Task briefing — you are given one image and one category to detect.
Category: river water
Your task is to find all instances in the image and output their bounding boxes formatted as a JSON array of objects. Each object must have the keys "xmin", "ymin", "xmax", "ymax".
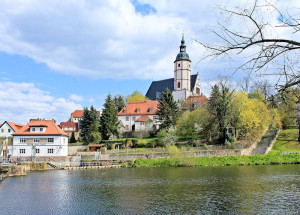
[{"xmin": 0, "ymin": 165, "xmax": 299, "ymax": 214}]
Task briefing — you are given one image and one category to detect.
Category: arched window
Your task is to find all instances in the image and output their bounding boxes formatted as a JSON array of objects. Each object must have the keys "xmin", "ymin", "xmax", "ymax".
[
  {"xmin": 178, "ymin": 82, "xmax": 181, "ymax": 88},
  {"xmin": 178, "ymin": 64, "xmax": 180, "ymax": 67}
]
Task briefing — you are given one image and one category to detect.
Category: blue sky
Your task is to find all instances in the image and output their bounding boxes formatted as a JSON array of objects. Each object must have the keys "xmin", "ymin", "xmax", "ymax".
[{"xmin": 0, "ymin": 0, "xmax": 298, "ymax": 124}]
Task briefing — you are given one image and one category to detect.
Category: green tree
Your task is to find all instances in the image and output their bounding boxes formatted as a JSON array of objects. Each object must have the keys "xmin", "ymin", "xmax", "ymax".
[
  {"xmin": 69, "ymin": 131, "xmax": 76, "ymax": 143},
  {"xmin": 156, "ymin": 88, "xmax": 179, "ymax": 130},
  {"xmin": 114, "ymin": 95, "xmax": 126, "ymax": 112},
  {"xmin": 89, "ymin": 121, "xmax": 102, "ymax": 143},
  {"xmin": 176, "ymin": 108, "xmax": 209, "ymax": 139},
  {"xmin": 100, "ymin": 94, "xmax": 120, "ymax": 140},
  {"xmin": 208, "ymin": 82, "xmax": 234, "ymax": 144},
  {"xmin": 79, "ymin": 105, "xmax": 99, "ymax": 142},
  {"xmin": 127, "ymin": 90, "xmax": 149, "ymax": 102}
]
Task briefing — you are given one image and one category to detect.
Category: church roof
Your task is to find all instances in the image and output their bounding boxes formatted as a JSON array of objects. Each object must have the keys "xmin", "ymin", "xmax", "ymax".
[{"xmin": 146, "ymin": 74, "xmax": 198, "ymax": 100}]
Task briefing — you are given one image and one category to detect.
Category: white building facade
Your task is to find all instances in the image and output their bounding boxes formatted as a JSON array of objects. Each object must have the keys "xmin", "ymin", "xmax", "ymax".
[{"xmin": 12, "ymin": 119, "xmax": 68, "ymax": 158}]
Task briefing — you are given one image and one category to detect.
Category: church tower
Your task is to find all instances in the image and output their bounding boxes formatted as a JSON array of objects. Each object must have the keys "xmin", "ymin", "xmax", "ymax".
[{"xmin": 174, "ymin": 34, "xmax": 191, "ymax": 92}]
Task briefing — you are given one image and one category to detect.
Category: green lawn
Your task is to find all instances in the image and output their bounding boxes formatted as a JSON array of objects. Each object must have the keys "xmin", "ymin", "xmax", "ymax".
[{"xmin": 271, "ymin": 129, "xmax": 300, "ymax": 153}]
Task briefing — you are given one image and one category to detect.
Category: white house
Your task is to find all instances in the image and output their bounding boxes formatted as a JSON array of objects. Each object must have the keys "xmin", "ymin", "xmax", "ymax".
[
  {"xmin": 12, "ymin": 119, "xmax": 69, "ymax": 158},
  {"xmin": 0, "ymin": 121, "xmax": 24, "ymax": 157},
  {"xmin": 146, "ymin": 34, "xmax": 202, "ymax": 101},
  {"xmin": 118, "ymin": 101, "xmax": 160, "ymax": 132}
]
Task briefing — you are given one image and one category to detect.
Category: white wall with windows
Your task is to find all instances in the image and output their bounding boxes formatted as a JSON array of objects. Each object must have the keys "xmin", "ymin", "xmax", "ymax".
[
  {"xmin": 118, "ymin": 115, "xmax": 160, "ymax": 132},
  {"xmin": 12, "ymin": 135, "xmax": 68, "ymax": 157},
  {"xmin": 0, "ymin": 123, "xmax": 14, "ymax": 138}
]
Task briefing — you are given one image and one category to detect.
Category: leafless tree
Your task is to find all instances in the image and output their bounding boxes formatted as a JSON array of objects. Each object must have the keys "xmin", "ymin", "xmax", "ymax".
[{"xmin": 194, "ymin": 0, "xmax": 300, "ymax": 95}]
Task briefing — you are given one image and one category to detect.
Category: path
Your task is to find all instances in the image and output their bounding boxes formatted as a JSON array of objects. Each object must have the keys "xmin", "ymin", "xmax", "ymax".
[{"xmin": 251, "ymin": 129, "xmax": 278, "ymax": 155}]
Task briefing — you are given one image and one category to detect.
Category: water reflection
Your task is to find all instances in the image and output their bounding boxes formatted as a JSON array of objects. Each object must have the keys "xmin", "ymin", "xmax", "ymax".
[{"xmin": 0, "ymin": 165, "xmax": 299, "ymax": 214}]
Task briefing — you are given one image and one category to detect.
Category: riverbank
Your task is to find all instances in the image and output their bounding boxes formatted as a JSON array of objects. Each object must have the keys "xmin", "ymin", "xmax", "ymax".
[{"xmin": 132, "ymin": 153, "xmax": 300, "ymax": 167}]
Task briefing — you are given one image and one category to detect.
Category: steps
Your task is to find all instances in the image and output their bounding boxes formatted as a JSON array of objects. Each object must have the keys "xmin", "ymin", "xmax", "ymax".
[
  {"xmin": 251, "ymin": 129, "xmax": 278, "ymax": 155},
  {"xmin": 47, "ymin": 162, "xmax": 57, "ymax": 169}
]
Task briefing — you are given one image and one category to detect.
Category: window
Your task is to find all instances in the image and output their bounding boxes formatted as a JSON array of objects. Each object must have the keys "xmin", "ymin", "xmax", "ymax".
[
  {"xmin": 132, "ymin": 116, "xmax": 136, "ymax": 121},
  {"xmin": 40, "ymin": 128, "xmax": 43, "ymax": 132},
  {"xmin": 20, "ymin": 138, "xmax": 26, "ymax": 143},
  {"xmin": 48, "ymin": 138, "xmax": 54, "ymax": 143},
  {"xmin": 126, "ymin": 125, "xmax": 129, "ymax": 130},
  {"xmin": 1, "ymin": 129, "xmax": 3, "ymax": 133},
  {"xmin": 178, "ymin": 82, "xmax": 181, "ymax": 88},
  {"xmin": 196, "ymin": 87, "xmax": 200, "ymax": 95},
  {"xmin": 136, "ymin": 109, "xmax": 140, "ymax": 113},
  {"xmin": 126, "ymin": 116, "xmax": 129, "ymax": 121},
  {"xmin": 178, "ymin": 63, "xmax": 180, "ymax": 67},
  {"xmin": 19, "ymin": 149, "xmax": 26, "ymax": 154},
  {"xmin": 48, "ymin": 148, "xmax": 54, "ymax": 154},
  {"xmin": 32, "ymin": 128, "xmax": 35, "ymax": 132},
  {"xmin": 36, "ymin": 148, "xmax": 40, "ymax": 154},
  {"xmin": 34, "ymin": 138, "xmax": 40, "ymax": 143},
  {"xmin": 8, "ymin": 129, "xmax": 11, "ymax": 133},
  {"xmin": 123, "ymin": 109, "xmax": 127, "ymax": 113},
  {"xmin": 148, "ymin": 109, "xmax": 152, "ymax": 113},
  {"xmin": 140, "ymin": 122, "xmax": 145, "ymax": 125}
]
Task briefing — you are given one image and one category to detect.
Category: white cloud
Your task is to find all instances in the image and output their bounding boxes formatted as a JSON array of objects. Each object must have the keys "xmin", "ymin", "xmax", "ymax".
[
  {"xmin": 69, "ymin": 94, "xmax": 83, "ymax": 102},
  {"xmin": 0, "ymin": 0, "xmax": 298, "ymax": 84},
  {"xmin": 0, "ymin": 81, "xmax": 82, "ymax": 124}
]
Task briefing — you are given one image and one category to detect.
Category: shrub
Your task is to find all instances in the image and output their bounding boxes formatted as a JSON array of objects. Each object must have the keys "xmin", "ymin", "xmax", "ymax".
[
  {"xmin": 167, "ymin": 145, "xmax": 181, "ymax": 157},
  {"xmin": 126, "ymin": 139, "xmax": 133, "ymax": 147},
  {"xmin": 133, "ymin": 130, "xmax": 150, "ymax": 139},
  {"xmin": 226, "ymin": 141, "xmax": 231, "ymax": 146},
  {"xmin": 137, "ymin": 139, "xmax": 147, "ymax": 148}
]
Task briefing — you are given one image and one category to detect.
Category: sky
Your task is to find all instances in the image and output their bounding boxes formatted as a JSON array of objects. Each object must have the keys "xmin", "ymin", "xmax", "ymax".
[{"xmin": 0, "ymin": 0, "xmax": 298, "ymax": 124}]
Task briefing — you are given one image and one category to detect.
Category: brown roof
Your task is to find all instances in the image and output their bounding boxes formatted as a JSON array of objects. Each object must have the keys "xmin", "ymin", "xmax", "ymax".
[
  {"xmin": 60, "ymin": 122, "xmax": 79, "ymax": 132},
  {"xmin": 13, "ymin": 119, "xmax": 68, "ymax": 136},
  {"xmin": 72, "ymin": 110, "xmax": 100, "ymax": 118},
  {"xmin": 118, "ymin": 101, "xmax": 159, "ymax": 116},
  {"xmin": 135, "ymin": 116, "xmax": 152, "ymax": 122},
  {"xmin": 182, "ymin": 95, "xmax": 208, "ymax": 109},
  {"xmin": 1, "ymin": 121, "xmax": 25, "ymax": 132}
]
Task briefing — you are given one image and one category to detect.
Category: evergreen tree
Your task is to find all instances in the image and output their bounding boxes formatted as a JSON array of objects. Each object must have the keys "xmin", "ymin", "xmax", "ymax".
[
  {"xmin": 100, "ymin": 94, "xmax": 120, "ymax": 140},
  {"xmin": 114, "ymin": 95, "xmax": 126, "ymax": 112},
  {"xmin": 89, "ymin": 121, "xmax": 102, "ymax": 143},
  {"xmin": 69, "ymin": 132, "xmax": 76, "ymax": 143},
  {"xmin": 156, "ymin": 88, "xmax": 179, "ymax": 130},
  {"xmin": 208, "ymin": 82, "xmax": 234, "ymax": 144},
  {"xmin": 79, "ymin": 105, "xmax": 99, "ymax": 142}
]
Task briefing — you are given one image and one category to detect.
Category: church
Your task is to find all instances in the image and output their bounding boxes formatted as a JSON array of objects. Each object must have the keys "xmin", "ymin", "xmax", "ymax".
[{"xmin": 146, "ymin": 34, "xmax": 202, "ymax": 101}]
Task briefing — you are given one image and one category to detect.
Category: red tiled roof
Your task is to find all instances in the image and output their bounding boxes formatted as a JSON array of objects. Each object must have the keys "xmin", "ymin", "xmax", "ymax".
[
  {"xmin": 135, "ymin": 116, "xmax": 152, "ymax": 122},
  {"xmin": 13, "ymin": 119, "xmax": 68, "ymax": 136},
  {"xmin": 2, "ymin": 121, "xmax": 25, "ymax": 132},
  {"xmin": 118, "ymin": 101, "xmax": 159, "ymax": 116},
  {"xmin": 60, "ymin": 122, "xmax": 79, "ymax": 132},
  {"xmin": 72, "ymin": 110, "xmax": 100, "ymax": 118},
  {"xmin": 182, "ymin": 95, "xmax": 208, "ymax": 108}
]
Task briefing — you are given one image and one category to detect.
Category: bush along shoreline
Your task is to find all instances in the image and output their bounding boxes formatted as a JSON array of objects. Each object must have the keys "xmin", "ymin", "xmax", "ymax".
[{"xmin": 132, "ymin": 153, "xmax": 300, "ymax": 168}]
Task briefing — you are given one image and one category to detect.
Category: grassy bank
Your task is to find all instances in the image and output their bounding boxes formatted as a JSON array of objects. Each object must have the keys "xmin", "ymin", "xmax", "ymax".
[
  {"xmin": 133, "ymin": 153, "xmax": 300, "ymax": 167},
  {"xmin": 271, "ymin": 129, "xmax": 300, "ymax": 154}
]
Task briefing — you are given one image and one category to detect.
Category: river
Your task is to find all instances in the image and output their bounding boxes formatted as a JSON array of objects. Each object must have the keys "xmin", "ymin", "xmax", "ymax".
[{"xmin": 0, "ymin": 165, "xmax": 299, "ymax": 214}]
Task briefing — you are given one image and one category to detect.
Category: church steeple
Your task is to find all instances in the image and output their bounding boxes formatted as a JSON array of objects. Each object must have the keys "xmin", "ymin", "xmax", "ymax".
[{"xmin": 174, "ymin": 33, "xmax": 191, "ymax": 62}]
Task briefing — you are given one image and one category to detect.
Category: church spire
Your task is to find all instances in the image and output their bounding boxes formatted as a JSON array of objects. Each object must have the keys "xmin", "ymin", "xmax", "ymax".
[{"xmin": 174, "ymin": 33, "xmax": 190, "ymax": 62}]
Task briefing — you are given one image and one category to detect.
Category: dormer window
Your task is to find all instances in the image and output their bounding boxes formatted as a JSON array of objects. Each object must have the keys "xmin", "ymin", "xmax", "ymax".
[
  {"xmin": 136, "ymin": 109, "xmax": 140, "ymax": 113},
  {"xmin": 148, "ymin": 109, "xmax": 152, "ymax": 113},
  {"xmin": 40, "ymin": 128, "xmax": 43, "ymax": 132},
  {"xmin": 32, "ymin": 128, "xmax": 35, "ymax": 132},
  {"xmin": 123, "ymin": 109, "xmax": 127, "ymax": 113}
]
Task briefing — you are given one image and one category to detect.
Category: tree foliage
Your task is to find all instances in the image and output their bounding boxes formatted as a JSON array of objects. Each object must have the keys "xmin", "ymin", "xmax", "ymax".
[
  {"xmin": 156, "ymin": 88, "xmax": 179, "ymax": 130},
  {"xmin": 100, "ymin": 94, "xmax": 120, "ymax": 140},
  {"xmin": 79, "ymin": 105, "xmax": 99, "ymax": 142},
  {"xmin": 69, "ymin": 131, "xmax": 76, "ymax": 143},
  {"xmin": 114, "ymin": 95, "xmax": 126, "ymax": 112},
  {"xmin": 127, "ymin": 90, "xmax": 149, "ymax": 102},
  {"xmin": 176, "ymin": 108, "xmax": 209, "ymax": 139},
  {"xmin": 89, "ymin": 121, "xmax": 102, "ymax": 143}
]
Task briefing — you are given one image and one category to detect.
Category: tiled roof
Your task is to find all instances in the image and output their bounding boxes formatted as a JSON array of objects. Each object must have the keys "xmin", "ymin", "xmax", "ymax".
[
  {"xmin": 118, "ymin": 101, "xmax": 159, "ymax": 116},
  {"xmin": 60, "ymin": 122, "xmax": 79, "ymax": 132},
  {"xmin": 0, "ymin": 121, "xmax": 25, "ymax": 132},
  {"xmin": 13, "ymin": 119, "xmax": 68, "ymax": 136},
  {"xmin": 135, "ymin": 116, "xmax": 152, "ymax": 122},
  {"xmin": 146, "ymin": 74, "xmax": 198, "ymax": 100},
  {"xmin": 182, "ymin": 95, "xmax": 208, "ymax": 109},
  {"xmin": 72, "ymin": 110, "xmax": 100, "ymax": 118}
]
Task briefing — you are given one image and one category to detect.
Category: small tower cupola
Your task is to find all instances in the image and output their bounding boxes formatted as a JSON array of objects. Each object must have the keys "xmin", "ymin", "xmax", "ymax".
[{"xmin": 174, "ymin": 34, "xmax": 191, "ymax": 63}]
